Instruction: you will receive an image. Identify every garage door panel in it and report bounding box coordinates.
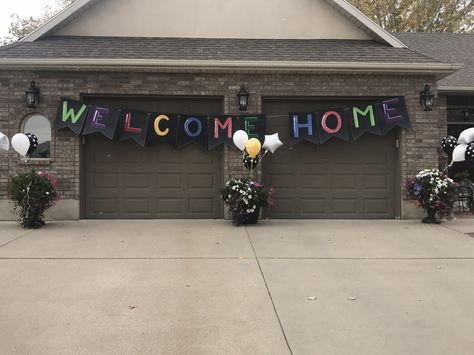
[331,174,359,189]
[301,174,326,189]
[263,99,397,219]
[123,198,152,215]
[332,198,358,214]
[91,199,121,216]
[123,173,152,188]
[189,198,215,214]
[270,174,295,188]
[269,198,297,215]
[189,173,215,189]
[363,198,390,214]
[156,173,182,188]
[363,174,389,189]
[300,198,328,214]
[91,173,118,188]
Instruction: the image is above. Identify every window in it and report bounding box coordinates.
[447,95,474,138]
[22,114,51,158]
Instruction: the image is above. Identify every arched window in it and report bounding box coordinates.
[22,114,51,159]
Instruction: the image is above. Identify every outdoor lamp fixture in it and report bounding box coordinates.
[237,85,250,111]
[420,84,434,111]
[25,81,40,108]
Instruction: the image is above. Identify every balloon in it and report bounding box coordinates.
[25,133,39,156]
[243,153,259,170]
[263,133,283,154]
[441,135,457,155]
[0,132,9,152]
[458,128,474,144]
[11,133,30,156]
[245,138,262,158]
[232,130,248,151]
[452,144,467,162]
[466,143,474,168]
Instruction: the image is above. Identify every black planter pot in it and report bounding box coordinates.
[243,205,261,225]
[422,209,441,224]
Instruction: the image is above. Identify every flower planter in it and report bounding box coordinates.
[422,209,441,224]
[242,205,260,225]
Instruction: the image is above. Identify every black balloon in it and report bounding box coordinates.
[466,143,474,167]
[441,135,457,155]
[25,133,39,156]
[243,153,259,170]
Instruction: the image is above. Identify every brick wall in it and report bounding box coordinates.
[0,69,445,214]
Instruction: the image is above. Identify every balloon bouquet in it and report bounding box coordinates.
[232,130,283,175]
[0,131,39,161]
[441,127,474,181]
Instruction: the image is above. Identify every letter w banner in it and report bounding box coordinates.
[54,98,89,135]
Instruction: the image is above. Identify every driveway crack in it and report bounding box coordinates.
[245,226,293,355]
[0,231,33,249]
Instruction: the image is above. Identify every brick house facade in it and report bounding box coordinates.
[0,0,460,220]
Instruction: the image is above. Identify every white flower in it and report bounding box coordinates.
[45,192,50,195]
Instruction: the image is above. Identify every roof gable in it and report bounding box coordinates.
[22,0,405,48]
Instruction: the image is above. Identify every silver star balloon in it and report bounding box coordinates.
[262,133,283,154]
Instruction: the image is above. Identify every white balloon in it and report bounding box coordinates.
[458,127,474,144]
[0,132,9,152]
[263,133,283,154]
[11,133,30,156]
[452,144,467,162]
[232,130,249,151]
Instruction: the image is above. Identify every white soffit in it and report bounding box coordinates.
[21,0,405,48]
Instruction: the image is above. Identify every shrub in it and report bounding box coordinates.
[8,169,58,228]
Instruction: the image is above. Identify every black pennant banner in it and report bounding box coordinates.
[54,96,410,149]
[289,112,320,145]
[209,116,239,150]
[378,97,411,134]
[83,105,121,139]
[54,98,89,135]
[288,96,410,146]
[177,115,209,150]
[117,110,150,147]
[316,109,350,144]
[239,115,266,143]
[147,113,179,147]
[346,103,383,140]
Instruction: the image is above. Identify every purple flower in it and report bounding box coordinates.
[412,182,422,196]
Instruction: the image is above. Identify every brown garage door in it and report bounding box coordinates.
[82,97,223,219]
[263,98,398,219]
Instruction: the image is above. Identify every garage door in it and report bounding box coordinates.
[83,97,223,219]
[263,98,398,219]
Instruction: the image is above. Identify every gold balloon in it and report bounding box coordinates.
[245,138,262,158]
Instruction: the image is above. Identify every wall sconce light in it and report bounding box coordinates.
[25,81,40,108]
[237,85,249,111]
[420,84,434,111]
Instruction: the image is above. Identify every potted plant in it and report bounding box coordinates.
[8,169,58,228]
[407,168,457,224]
[220,177,274,225]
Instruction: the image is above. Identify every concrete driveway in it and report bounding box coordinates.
[1,219,474,355]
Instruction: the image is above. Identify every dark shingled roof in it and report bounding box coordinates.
[394,32,474,89]
[0,36,440,64]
